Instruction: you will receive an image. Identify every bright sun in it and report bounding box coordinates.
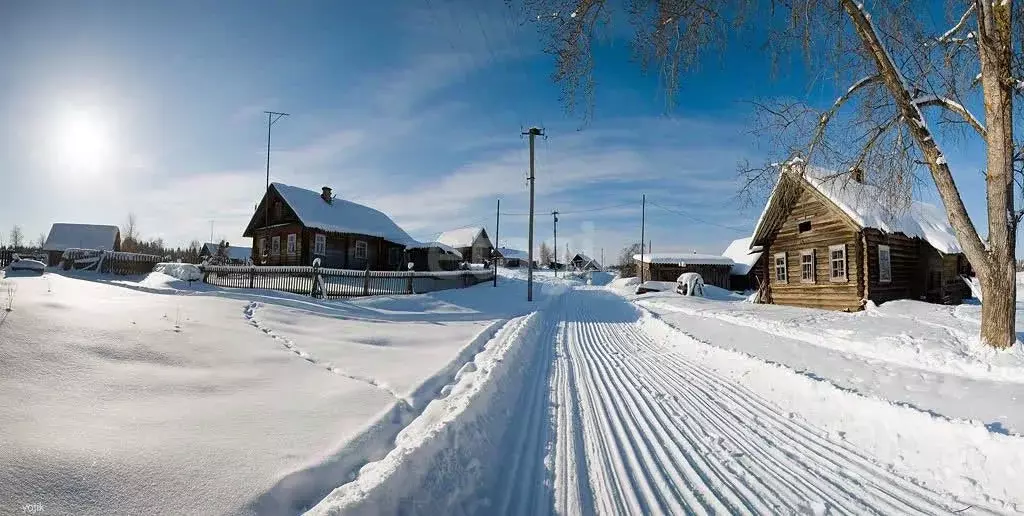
[53,108,114,172]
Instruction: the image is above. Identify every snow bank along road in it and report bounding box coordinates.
[313,286,1023,514]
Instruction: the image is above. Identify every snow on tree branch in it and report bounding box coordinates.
[911,94,987,137]
[937,4,976,43]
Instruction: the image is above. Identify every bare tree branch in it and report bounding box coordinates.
[912,94,988,137]
[938,4,977,43]
[807,75,880,158]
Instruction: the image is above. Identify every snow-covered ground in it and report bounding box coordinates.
[0,269,563,515]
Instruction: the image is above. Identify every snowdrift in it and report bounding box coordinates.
[153,262,202,282]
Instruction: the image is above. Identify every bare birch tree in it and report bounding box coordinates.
[123,212,139,252]
[520,0,1022,348]
[9,225,23,250]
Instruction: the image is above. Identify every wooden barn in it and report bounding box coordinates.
[749,161,972,311]
[436,227,494,264]
[722,237,764,292]
[570,253,602,271]
[633,252,735,289]
[242,183,457,271]
[42,223,121,266]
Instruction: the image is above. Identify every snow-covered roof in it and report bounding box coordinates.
[633,253,736,266]
[496,247,529,260]
[202,243,252,261]
[404,241,463,259]
[722,237,763,276]
[751,164,962,254]
[272,183,416,245]
[43,223,119,252]
[436,227,486,248]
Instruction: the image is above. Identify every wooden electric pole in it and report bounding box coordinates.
[640,194,646,283]
[552,210,559,278]
[263,110,289,238]
[524,127,543,301]
[494,198,500,287]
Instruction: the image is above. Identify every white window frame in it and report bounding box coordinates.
[878,244,892,284]
[800,249,815,283]
[774,252,788,284]
[271,236,281,255]
[258,237,266,256]
[354,240,368,260]
[829,244,848,283]
[286,233,297,255]
[314,234,326,255]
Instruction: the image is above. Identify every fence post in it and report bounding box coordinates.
[249,267,255,289]
[406,272,414,294]
[363,266,370,296]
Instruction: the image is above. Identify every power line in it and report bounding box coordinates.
[499,201,634,217]
[646,200,749,233]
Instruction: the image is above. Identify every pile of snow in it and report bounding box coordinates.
[6,258,45,273]
[635,280,677,293]
[676,272,705,297]
[153,263,202,282]
[721,236,762,275]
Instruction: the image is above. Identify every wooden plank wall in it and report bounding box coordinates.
[641,262,732,289]
[863,228,920,304]
[765,187,863,311]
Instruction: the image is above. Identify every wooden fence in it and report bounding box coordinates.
[60,249,163,275]
[200,265,495,298]
[0,248,11,268]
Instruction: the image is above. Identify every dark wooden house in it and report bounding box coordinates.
[42,223,121,266]
[570,253,602,271]
[243,183,456,271]
[436,227,494,264]
[749,162,972,311]
[633,252,735,289]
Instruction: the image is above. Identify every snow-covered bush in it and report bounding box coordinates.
[676,272,705,297]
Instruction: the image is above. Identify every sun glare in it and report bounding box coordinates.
[52,108,114,173]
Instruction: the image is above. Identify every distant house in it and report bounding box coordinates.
[749,161,972,311]
[633,252,735,289]
[242,183,455,271]
[405,241,463,271]
[722,237,764,291]
[494,247,528,268]
[42,223,121,266]
[436,227,494,264]
[200,243,252,264]
[570,253,602,272]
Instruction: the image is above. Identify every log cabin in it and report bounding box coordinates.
[435,227,495,264]
[570,253,602,271]
[243,183,459,271]
[633,252,735,289]
[722,236,764,292]
[748,160,972,311]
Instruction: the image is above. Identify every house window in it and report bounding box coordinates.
[878,245,892,283]
[798,221,812,233]
[271,236,281,255]
[829,244,848,282]
[314,234,326,255]
[258,237,266,257]
[388,247,400,265]
[287,234,297,255]
[800,249,815,283]
[774,252,788,283]
[354,240,368,260]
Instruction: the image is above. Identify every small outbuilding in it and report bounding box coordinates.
[200,243,252,264]
[633,252,735,289]
[570,253,602,271]
[436,227,495,264]
[722,237,764,292]
[495,247,528,268]
[42,223,121,266]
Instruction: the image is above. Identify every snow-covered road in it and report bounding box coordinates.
[317,286,1014,514]
[491,288,970,515]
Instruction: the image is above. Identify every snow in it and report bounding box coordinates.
[310,287,1024,513]
[721,236,762,275]
[42,223,119,252]
[0,269,564,514]
[632,252,736,266]
[153,262,202,282]
[201,242,252,261]
[435,227,485,249]
[273,183,416,245]
[675,272,705,296]
[6,259,45,273]
[495,246,528,260]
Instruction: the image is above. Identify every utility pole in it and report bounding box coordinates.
[494,198,500,287]
[210,221,214,244]
[524,127,543,301]
[601,248,604,271]
[640,194,646,283]
[552,210,559,278]
[263,111,289,239]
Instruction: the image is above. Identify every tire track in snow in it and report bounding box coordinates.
[499,288,993,515]
[243,301,403,400]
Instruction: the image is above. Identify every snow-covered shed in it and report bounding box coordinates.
[495,247,529,268]
[633,252,735,289]
[42,223,121,266]
[722,237,764,291]
[750,161,972,311]
[200,243,253,264]
[435,227,494,264]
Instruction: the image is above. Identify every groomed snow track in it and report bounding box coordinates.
[488,288,985,515]
[311,287,1001,515]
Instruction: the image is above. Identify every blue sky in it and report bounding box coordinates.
[0,0,1000,260]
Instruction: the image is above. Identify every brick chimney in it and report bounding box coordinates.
[321,186,333,203]
[850,167,864,183]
